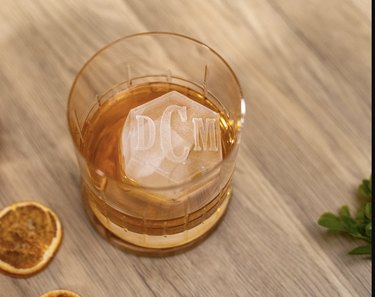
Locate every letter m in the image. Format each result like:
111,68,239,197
192,118,219,152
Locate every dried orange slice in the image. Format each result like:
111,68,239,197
40,290,81,297
0,201,62,277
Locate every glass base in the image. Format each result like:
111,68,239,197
82,187,231,256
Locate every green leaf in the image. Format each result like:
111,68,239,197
358,178,372,201
356,225,366,237
339,205,351,218
348,244,372,255
358,187,368,200
355,206,365,221
369,175,372,192
318,176,372,258
365,223,372,237
318,213,345,231
365,203,372,220
341,216,358,234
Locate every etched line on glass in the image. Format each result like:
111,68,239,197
95,74,222,111
166,69,172,83
127,64,133,86
102,192,110,226
184,199,190,241
203,65,208,99
142,216,147,243
96,94,102,107
122,214,128,233
163,221,168,236
93,168,107,192
73,109,84,144
201,207,208,224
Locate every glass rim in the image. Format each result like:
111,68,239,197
67,31,246,191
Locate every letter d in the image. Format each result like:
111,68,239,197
135,115,156,150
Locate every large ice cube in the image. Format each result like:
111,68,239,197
121,91,222,188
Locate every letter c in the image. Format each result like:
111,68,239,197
160,105,190,163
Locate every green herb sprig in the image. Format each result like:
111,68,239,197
318,176,372,256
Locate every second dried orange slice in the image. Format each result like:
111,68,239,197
40,290,81,297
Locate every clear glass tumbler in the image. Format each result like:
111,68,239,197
67,32,245,255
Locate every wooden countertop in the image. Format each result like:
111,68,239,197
0,0,371,296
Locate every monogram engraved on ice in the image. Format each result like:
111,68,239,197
121,91,222,187
134,105,219,163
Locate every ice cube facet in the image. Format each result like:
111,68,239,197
121,91,222,187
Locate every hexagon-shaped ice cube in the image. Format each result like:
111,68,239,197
121,91,222,188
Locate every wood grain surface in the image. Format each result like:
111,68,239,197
0,0,371,296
